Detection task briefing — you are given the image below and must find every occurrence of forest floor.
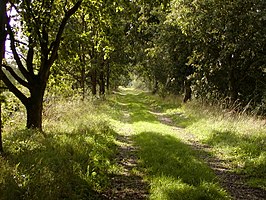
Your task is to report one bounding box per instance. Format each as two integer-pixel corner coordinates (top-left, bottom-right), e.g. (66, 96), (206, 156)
(103, 88), (266, 200)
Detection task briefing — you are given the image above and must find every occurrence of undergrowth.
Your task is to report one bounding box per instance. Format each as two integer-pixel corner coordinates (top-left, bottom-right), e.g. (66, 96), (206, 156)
(0, 97), (118, 200)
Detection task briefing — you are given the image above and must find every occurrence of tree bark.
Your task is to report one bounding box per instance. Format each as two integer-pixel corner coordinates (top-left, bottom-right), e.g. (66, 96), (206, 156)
(228, 55), (238, 102)
(26, 102), (42, 130)
(99, 70), (105, 95)
(106, 62), (110, 91)
(25, 85), (45, 130)
(0, 0), (6, 61)
(0, 102), (3, 153)
(0, 0), (7, 153)
(152, 78), (158, 94)
(183, 79), (192, 103)
(81, 65), (85, 100)
(91, 68), (97, 95)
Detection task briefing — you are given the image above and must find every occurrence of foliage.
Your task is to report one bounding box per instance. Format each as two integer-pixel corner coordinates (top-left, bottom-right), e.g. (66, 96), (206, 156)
(168, 0), (266, 110)
(56, 0), (135, 96)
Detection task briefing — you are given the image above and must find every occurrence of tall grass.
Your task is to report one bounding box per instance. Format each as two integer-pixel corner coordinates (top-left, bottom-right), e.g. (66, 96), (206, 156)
(182, 100), (266, 190)
(136, 91), (266, 190)
(0, 97), (118, 199)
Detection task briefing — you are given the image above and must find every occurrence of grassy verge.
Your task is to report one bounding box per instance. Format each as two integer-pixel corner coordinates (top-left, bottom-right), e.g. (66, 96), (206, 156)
(154, 95), (266, 190)
(0, 97), (118, 199)
(183, 101), (266, 189)
(110, 88), (229, 200)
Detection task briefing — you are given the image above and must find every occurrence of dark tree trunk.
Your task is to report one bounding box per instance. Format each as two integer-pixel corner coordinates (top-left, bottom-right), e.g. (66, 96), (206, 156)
(0, 103), (3, 153)
(152, 78), (158, 94)
(106, 62), (110, 91)
(91, 68), (97, 95)
(99, 70), (105, 95)
(0, 0), (6, 61)
(81, 66), (85, 100)
(183, 79), (192, 103)
(25, 85), (45, 130)
(228, 55), (238, 101)
(26, 100), (43, 130)
(0, 0), (7, 153)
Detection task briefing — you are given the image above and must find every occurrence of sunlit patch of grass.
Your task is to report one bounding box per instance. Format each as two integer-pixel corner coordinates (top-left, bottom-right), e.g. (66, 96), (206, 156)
(110, 88), (229, 199)
(150, 176), (227, 200)
(1, 98), (119, 199)
(142, 93), (266, 190)
(134, 132), (229, 200)
(183, 101), (266, 189)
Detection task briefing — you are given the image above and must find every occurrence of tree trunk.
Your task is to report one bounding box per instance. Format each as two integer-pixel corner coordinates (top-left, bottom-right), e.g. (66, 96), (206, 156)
(81, 65), (85, 100)
(228, 55), (238, 101)
(25, 86), (45, 130)
(183, 79), (192, 103)
(0, 0), (7, 153)
(106, 62), (110, 91)
(0, 0), (6, 61)
(0, 103), (3, 153)
(91, 68), (97, 95)
(99, 70), (105, 95)
(152, 78), (158, 94)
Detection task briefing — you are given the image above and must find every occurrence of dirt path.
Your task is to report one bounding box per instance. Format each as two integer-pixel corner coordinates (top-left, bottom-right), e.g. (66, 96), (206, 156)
(154, 111), (266, 200)
(103, 112), (149, 200)
(104, 89), (265, 199)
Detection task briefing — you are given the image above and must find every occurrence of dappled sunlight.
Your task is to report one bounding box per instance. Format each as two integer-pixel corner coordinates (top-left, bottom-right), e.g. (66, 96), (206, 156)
(134, 132), (229, 200)
(133, 121), (183, 136)
(2, 107), (120, 199)
(106, 88), (235, 199)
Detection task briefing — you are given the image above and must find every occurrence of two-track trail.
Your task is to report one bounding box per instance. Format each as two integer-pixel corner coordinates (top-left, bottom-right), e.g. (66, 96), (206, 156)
(103, 88), (266, 200)
(103, 92), (149, 200)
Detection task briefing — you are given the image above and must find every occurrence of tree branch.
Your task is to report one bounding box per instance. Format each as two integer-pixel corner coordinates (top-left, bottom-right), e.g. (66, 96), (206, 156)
(43, 0), (83, 77)
(6, 22), (31, 82)
(2, 64), (30, 88)
(24, 0), (42, 40)
(0, 69), (28, 106)
(26, 35), (34, 75)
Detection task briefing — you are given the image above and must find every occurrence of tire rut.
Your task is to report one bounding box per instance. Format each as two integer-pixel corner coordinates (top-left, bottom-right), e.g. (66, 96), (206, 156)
(103, 112), (149, 200)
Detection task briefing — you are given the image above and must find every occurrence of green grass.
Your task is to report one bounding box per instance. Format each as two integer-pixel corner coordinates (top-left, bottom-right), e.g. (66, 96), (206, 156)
(134, 132), (228, 200)
(1, 88), (264, 199)
(134, 91), (266, 190)
(0, 97), (119, 199)
(109, 88), (229, 200)
(182, 101), (266, 189)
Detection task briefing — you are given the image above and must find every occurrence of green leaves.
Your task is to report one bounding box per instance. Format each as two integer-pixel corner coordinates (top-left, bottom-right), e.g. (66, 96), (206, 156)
(166, 0), (266, 108)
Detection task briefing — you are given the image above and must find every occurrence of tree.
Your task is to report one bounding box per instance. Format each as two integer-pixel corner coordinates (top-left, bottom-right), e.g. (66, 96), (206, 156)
(0, 0), (7, 152)
(0, 0), (82, 130)
(168, 0), (266, 109)
(58, 0), (134, 96)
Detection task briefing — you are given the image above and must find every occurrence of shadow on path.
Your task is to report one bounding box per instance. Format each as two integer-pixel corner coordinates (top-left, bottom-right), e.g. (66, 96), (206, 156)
(133, 132), (229, 200)
(103, 134), (149, 200)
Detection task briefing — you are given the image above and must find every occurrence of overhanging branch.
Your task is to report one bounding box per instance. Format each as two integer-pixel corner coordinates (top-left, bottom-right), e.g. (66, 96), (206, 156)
(0, 69), (28, 106)
(2, 64), (30, 88)
(46, 0), (83, 70)
(6, 22), (31, 82)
